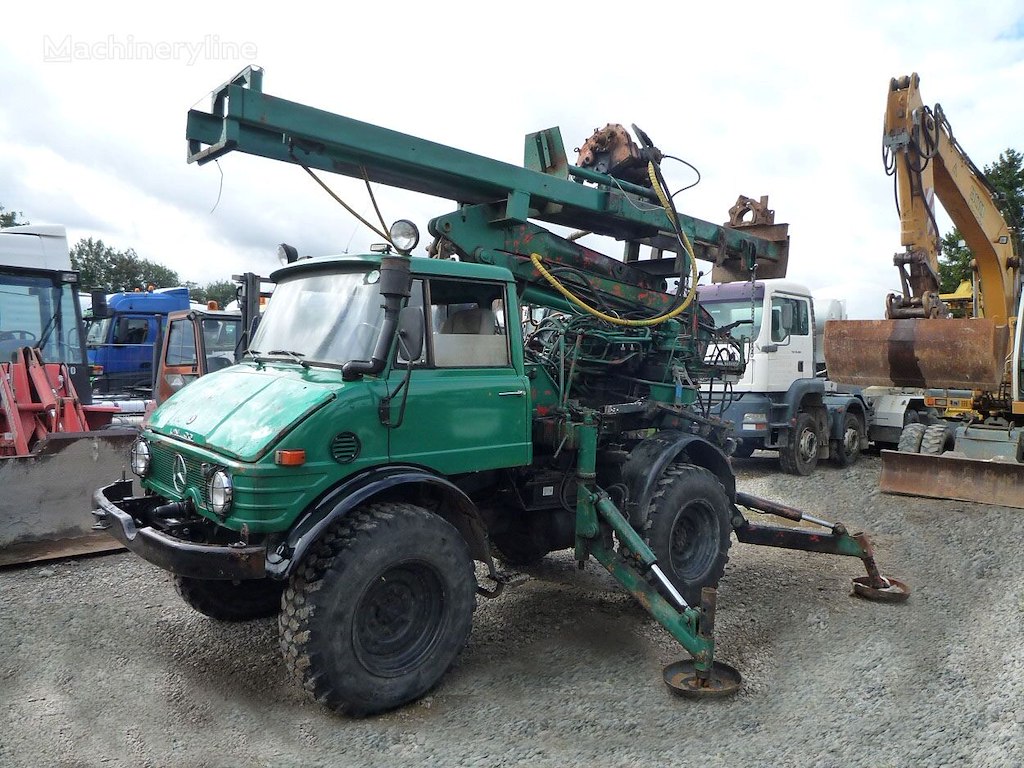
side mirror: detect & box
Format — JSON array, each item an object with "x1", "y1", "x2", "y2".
[
  {"x1": 397, "y1": 305, "x2": 424, "y2": 362},
  {"x1": 780, "y1": 303, "x2": 794, "y2": 332},
  {"x1": 90, "y1": 290, "x2": 110, "y2": 319}
]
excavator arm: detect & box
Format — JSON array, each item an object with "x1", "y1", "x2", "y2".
[
  {"x1": 883, "y1": 73, "x2": 1020, "y2": 322},
  {"x1": 826, "y1": 73, "x2": 1021, "y2": 393}
]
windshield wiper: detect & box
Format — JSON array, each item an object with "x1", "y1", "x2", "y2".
[{"x1": 268, "y1": 349, "x2": 310, "y2": 368}]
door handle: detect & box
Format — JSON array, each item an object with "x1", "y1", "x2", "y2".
[{"x1": 498, "y1": 390, "x2": 526, "y2": 397}]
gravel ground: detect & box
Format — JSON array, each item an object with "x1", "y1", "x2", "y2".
[{"x1": 1, "y1": 452, "x2": 1022, "y2": 768}]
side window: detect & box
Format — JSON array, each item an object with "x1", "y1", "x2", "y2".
[
  {"x1": 201, "y1": 319, "x2": 238, "y2": 354},
  {"x1": 427, "y1": 279, "x2": 510, "y2": 368},
  {"x1": 113, "y1": 317, "x2": 150, "y2": 345},
  {"x1": 770, "y1": 297, "x2": 810, "y2": 342},
  {"x1": 165, "y1": 320, "x2": 198, "y2": 366}
]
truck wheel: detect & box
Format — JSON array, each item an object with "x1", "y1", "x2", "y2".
[
  {"x1": 832, "y1": 411, "x2": 865, "y2": 467},
  {"x1": 779, "y1": 412, "x2": 819, "y2": 476},
  {"x1": 173, "y1": 576, "x2": 284, "y2": 622},
  {"x1": 920, "y1": 423, "x2": 950, "y2": 455},
  {"x1": 643, "y1": 464, "x2": 732, "y2": 607},
  {"x1": 279, "y1": 503, "x2": 475, "y2": 716},
  {"x1": 897, "y1": 423, "x2": 927, "y2": 453}
]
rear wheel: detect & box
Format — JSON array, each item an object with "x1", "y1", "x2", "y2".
[
  {"x1": 832, "y1": 411, "x2": 865, "y2": 467},
  {"x1": 279, "y1": 503, "x2": 475, "y2": 716},
  {"x1": 173, "y1": 576, "x2": 284, "y2": 622},
  {"x1": 643, "y1": 464, "x2": 732, "y2": 607},
  {"x1": 780, "y1": 411, "x2": 819, "y2": 476},
  {"x1": 897, "y1": 423, "x2": 927, "y2": 453},
  {"x1": 920, "y1": 423, "x2": 951, "y2": 455}
]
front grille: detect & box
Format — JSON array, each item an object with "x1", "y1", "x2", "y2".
[{"x1": 150, "y1": 442, "x2": 208, "y2": 506}]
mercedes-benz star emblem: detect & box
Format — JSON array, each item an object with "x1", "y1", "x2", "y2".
[{"x1": 172, "y1": 454, "x2": 188, "y2": 493}]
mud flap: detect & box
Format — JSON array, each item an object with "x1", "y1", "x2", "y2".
[
  {"x1": 0, "y1": 431, "x2": 135, "y2": 567},
  {"x1": 879, "y1": 449, "x2": 1024, "y2": 510}
]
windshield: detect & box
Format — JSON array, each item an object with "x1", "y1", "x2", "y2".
[
  {"x1": 0, "y1": 271, "x2": 85, "y2": 364},
  {"x1": 85, "y1": 317, "x2": 110, "y2": 346},
  {"x1": 701, "y1": 299, "x2": 764, "y2": 342},
  {"x1": 249, "y1": 270, "x2": 384, "y2": 366}
]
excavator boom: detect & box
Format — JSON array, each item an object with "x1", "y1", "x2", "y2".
[{"x1": 826, "y1": 73, "x2": 1023, "y2": 508}]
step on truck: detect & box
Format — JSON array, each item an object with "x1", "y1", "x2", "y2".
[{"x1": 92, "y1": 68, "x2": 908, "y2": 715}]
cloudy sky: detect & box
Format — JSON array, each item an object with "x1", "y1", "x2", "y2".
[{"x1": 2, "y1": 2, "x2": 1022, "y2": 318}]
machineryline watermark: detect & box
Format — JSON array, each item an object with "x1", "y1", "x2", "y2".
[{"x1": 43, "y1": 34, "x2": 257, "y2": 65}]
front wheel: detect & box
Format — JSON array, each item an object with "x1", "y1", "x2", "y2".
[
  {"x1": 173, "y1": 576, "x2": 284, "y2": 621},
  {"x1": 279, "y1": 503, "x2": 476, "y2": 716},
  {"x1": 780, "y1": 411, "x2": 819, "y2": 476},
  {"x1": 643, "y1": 464, "x2": 732, "y2": 607},
  {"x1": 832, "y1": 411, "x2": 865, "y2": 467}
]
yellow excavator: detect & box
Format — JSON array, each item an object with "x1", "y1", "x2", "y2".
[{"x1": 825, "y1": 73, "x2": 1023, "y2": 508}]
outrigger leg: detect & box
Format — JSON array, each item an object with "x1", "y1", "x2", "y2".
[
  {"x1": 572, "y1": 416, "x2": 742, "y2": 698},
  {"x1": 731, "y1": 492, "x2": 910, "y2": 603}
]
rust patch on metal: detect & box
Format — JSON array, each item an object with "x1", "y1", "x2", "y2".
[{"x1": 880, "y1": 449, "x2": 1024, "y2": 509}]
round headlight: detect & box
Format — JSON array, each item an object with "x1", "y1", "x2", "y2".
[
  {"x1": 207, "y1": 469, "x2": 233, "y2": 515},
  {"x1": 389, "y1": 219, "x2": 419, "y2": 254},
  {"x1": 130, "y1": 439, "x2": 151, "y2": 477}
]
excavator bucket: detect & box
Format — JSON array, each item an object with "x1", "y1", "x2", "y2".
[
  {"x1": 824, "y1": 318, "x2": 1009, "y2": 391},
  {"x1": 879, "y1": 449, "x2": 1024, "y2": 510},
  {"x1": 0, "y1": 431, "x2": 136, "y2": 567}
]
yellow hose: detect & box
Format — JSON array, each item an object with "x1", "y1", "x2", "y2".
[{"x1": 529, "y1": 161, "x2": 698, "y2": 327}]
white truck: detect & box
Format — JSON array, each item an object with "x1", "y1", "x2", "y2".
[{"x1": 697, "y1": 278, "x2": 953, "y2": 475}]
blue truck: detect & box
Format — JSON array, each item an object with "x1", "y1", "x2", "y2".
[{"x1": 85, "y1": 287, "x2": 192, "y2": 394}]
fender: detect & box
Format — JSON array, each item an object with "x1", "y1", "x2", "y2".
[
  {"x1": 265, "y1": 464, "x2": 491, "y2": 578},
  {"x1": 620, "y1": 431, "x2": 735, "y2": 529},
  {"x1": 781, "y1": 378, "x2": 825, "y2": 419},
  {"x1": 823, "y1": 393, "x2": 870, "y2": 441}
]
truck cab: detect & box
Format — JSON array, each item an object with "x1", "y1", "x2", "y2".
[
  {"x1": 698, "y1": 279, "x2": 868, "y2": 474},
  {"x1": 86, "y1": 287, "x2": 191, "y2": 394},
  {"x1": 0, "y1": 225, "x2": 92, "y2": 400},
  {"x1": 155, "y1": 309, "x2": 242, "y2": 403}
]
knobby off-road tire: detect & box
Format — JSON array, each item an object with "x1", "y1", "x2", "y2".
[
  {"x1": 780, "y1": 411, "x2": 819, "y2": 476},
  {"x1": 920, "y1": 423, "x2": 950, "y2": 455},
  {"x1": 173, "y1": 576, "x2": 285, "y2": 622},
  {"x1": 643, "y1": 463, "x2": 732, "y2": 607},
  {"x1": 897, "y1": 422, "x2": 927, "y2": 453},
  {"x1": 279, "y1": 502, "x2": 475, "y2": 717},
  {"x1": 832, "y1": 411, "x2": 865, "y2": 467}
]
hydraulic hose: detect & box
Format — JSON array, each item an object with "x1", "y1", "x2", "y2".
[{"x1": 529, "y1": 161, "x2": 698, "y2": 327}]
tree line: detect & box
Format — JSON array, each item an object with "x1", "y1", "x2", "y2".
[{"x1": 0, "y1": 206, "x2": 237, "y2": 309}]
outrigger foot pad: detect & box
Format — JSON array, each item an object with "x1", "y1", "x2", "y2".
[
  {"x1": 851, "y1": 575, "x2": 910, "y2": 603},
  {"x1": 663, "y1": 660, "x2": 741, "y2": 699}
]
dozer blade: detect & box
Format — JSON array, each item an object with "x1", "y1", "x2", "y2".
[
  {"x1": 824, "y1": 318, "x2": 1009, "y2": 390},
  {"x1": 0, "y1": 431, "x2": 135, "y2": 567},
  {"x1": 879, "y1": 449, "x2": 1024, "y2": 510}
]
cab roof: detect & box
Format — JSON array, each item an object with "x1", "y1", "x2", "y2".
[{"x1": 271, "y1": 253, "x2": 515, "y2": 284}]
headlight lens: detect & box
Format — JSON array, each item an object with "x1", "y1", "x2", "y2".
[
  {"x1": 389, "y1": 219, "x2": 419, "y2": 253},
  {"x1": 207, "y1": 469, "x2": 233, "y2": 515},
  {"x1": 130, "y1": 439, "x2": 151, "y2": 477}
]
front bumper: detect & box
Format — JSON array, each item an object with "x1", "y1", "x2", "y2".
[{"x1": 91, "y1": 480, "x2": 267, "y2": 580}]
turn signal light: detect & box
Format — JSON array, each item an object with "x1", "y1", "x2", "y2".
[{"x1": 274, "y1": 449, "x2": 306, "y2": 466}]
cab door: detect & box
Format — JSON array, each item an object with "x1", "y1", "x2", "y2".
[{"x1": 387, "y1": 277, "x2": 532, "y2": 474}]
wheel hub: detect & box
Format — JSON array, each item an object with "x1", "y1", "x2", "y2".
[{"x1": 799, "y1": 430, "x2": 818, "y2": 462}]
